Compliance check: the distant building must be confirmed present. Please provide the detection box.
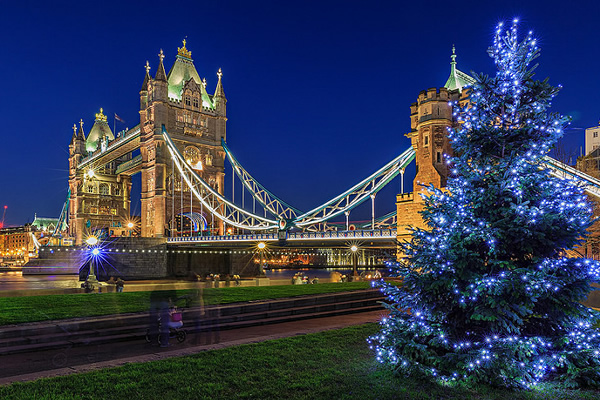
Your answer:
[0,215,60,264]
[585,122,600,155]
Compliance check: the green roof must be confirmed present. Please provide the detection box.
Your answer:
[86,109,114,153]
[32,215,59,231]
[444,46,475,92]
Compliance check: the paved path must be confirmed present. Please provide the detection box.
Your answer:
[0,310,386,386]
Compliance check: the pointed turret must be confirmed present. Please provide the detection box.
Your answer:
[77,119,86,141]
[155,49,167,82]
[71,119,86,156]
[140,61,151,112]
[85,108,114,153]
[166,39,210,106]
[444,46,475,92]
[141,60,151,91]
[214,68,227,116]
[153,50,168,102]
[71,123,77,143]
[214,68,226,100]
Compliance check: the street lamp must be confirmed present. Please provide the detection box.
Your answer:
[85,235,100,289]
[257,242,266,276]
[127,222,134,237]
[350,245,359,280]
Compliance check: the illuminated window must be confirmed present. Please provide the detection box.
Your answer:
[90,207,98,214]
[111,208,117,216]
[193,98,199,108]
[87,185,94,193]
[185,97,191,106]
[114,187,121,196]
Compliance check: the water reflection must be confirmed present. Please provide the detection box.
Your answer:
[0,271,80,291]
[264,267,383,280]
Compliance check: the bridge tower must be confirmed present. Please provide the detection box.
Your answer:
[396,47,472,244]
[139,40,227,238]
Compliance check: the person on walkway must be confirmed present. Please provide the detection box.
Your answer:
[116,277,124,293]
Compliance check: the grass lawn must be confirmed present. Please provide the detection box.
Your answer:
[0,323,598,399]
[0,282,373,326]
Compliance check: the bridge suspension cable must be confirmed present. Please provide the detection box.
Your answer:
[292,147,416,227]
[222,138,301,220]
[162,127,279,230]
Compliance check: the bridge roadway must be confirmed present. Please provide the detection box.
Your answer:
[167,228,397,249]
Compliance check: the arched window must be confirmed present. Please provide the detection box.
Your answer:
[87,185,95,194]
[99,184,109,195]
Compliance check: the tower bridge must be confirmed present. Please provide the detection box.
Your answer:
[39,42,600,279]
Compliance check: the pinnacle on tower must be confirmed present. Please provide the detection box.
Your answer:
[177,39,192,60]
[214,68,226,100]
[443,45,475,92]
[77,119,85,140]
[155,49,167,81]
[141,60,151,91]
[71,123,77,142]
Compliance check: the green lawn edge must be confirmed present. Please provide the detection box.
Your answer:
[0,323,597,399]
[0,282,373,326]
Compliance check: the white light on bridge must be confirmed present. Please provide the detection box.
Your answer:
[85,236,98,246]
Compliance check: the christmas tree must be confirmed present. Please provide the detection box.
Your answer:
[370,20,600,388]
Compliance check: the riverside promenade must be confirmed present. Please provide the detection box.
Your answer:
[0,282,387,386]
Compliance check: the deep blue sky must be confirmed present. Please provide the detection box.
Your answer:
[1,0,598,226]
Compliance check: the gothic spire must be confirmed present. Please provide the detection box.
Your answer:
[71,123,77,142]
[141,60,151,91]
[155,49,167,82]
[77,119,85,140]
[214,68,226,100]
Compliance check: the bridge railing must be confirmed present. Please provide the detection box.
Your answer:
[166,228,397,244]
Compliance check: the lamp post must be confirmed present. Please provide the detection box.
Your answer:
[351,245,359,280]
[257,242,266,276]
[85,235,99,290]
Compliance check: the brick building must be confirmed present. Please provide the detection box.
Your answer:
[396,47,472,245]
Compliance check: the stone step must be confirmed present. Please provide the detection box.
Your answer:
[0,293,385,355]
[0,290,383,339]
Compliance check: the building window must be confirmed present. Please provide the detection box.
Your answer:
[436,152,441,163]
[594,132,599,138]
[99,184,109,195]
[193,98,199,108]
[111,208,117,216]
[185,97,191,106]
[114,187,121,196]
[87,185,94,193]
[424,135,429,146]
[90,207,98,214]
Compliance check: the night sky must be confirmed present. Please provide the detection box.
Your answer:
[1,1,598,227]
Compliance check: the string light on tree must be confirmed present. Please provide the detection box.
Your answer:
[369,20,600,389]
